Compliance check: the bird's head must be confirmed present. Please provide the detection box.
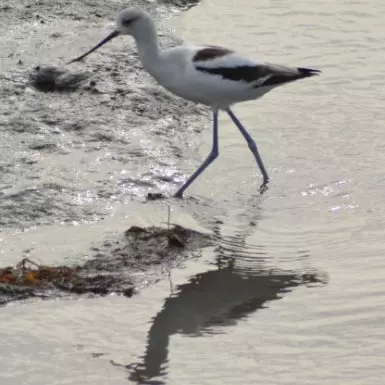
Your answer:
[116,8,149,36]
[67,8,150,64]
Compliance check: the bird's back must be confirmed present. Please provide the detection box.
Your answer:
[150,45,319,109]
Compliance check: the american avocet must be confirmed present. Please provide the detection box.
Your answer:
[68,8,320,198]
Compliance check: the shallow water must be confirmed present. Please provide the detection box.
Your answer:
[1,0,385,384]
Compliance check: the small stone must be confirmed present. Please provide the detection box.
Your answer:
[123,287,134,297]
[168,233,185,248]
[147,192,164,201]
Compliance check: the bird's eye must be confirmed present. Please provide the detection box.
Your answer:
[122,18,132,26]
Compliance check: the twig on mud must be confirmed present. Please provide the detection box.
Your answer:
[16,258,40,274]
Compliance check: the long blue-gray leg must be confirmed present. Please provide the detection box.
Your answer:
[226,108,269,190]
[174,110,219,198]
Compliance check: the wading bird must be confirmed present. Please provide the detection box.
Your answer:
[68,8,320,198]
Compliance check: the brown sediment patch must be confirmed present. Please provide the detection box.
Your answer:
[0,225,212,306]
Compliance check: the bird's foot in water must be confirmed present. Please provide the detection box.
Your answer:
[259,180,269,195]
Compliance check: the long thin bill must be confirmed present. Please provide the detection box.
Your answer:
[67,30,120,64]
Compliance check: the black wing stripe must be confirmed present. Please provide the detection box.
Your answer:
[195,65,320,87]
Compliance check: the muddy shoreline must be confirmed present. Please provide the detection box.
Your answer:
[0,0,208,305]
[0,0,206,229]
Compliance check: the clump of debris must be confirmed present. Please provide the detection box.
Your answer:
[29,65,92,92]
[0,225,212,306]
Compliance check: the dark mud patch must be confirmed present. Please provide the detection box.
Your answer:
[29,65,91,92]
[0,224,212,306]
[147,192,167,201]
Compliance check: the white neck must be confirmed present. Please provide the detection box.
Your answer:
[132,17,162,74]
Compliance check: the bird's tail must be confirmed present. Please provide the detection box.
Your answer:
[297,67,321,77]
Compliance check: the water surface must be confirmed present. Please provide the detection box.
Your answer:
[1,0,385,384]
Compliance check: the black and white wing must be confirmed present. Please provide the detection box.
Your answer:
[193,46,320,88]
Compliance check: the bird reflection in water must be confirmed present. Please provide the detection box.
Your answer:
[123,234,325,383]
